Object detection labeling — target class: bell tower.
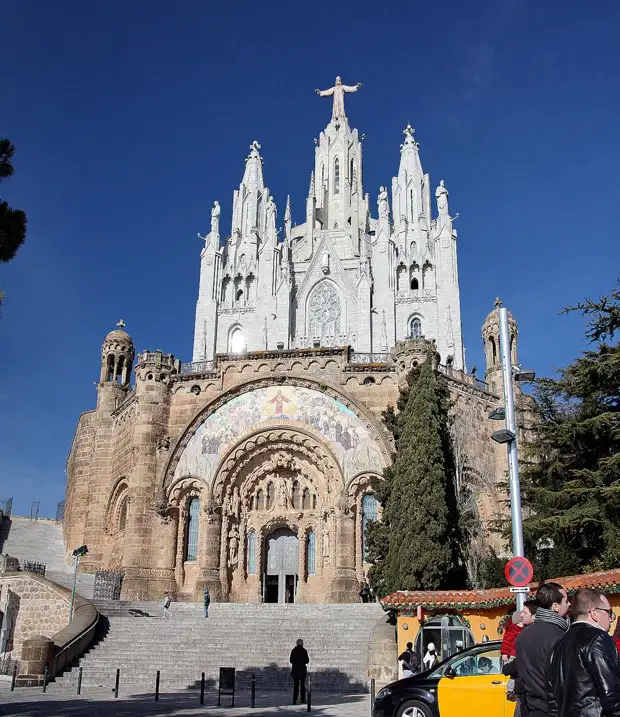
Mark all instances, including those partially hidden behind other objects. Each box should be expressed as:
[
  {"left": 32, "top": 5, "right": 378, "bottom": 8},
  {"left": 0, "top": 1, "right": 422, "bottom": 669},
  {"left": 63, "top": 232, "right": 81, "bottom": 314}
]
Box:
[
  {"left": 482, "top": 298, "right": 518, "bottom": 394},
  {"left": 97, "top": 320, "right": 134, "bottom": 413}
]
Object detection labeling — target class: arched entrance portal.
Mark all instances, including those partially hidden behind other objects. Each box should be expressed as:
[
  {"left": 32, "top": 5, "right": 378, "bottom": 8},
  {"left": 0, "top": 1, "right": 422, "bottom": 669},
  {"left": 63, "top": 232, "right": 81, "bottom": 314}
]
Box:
[{"left": 264, "top": 528, "right": 299, "bottom": 603}]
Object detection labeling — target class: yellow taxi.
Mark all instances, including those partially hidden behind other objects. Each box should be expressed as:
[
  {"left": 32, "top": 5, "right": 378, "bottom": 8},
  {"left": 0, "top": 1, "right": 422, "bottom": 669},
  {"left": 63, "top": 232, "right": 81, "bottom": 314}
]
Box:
[{"left": 373, "top": 641, "right": 516, "bottom": 717}]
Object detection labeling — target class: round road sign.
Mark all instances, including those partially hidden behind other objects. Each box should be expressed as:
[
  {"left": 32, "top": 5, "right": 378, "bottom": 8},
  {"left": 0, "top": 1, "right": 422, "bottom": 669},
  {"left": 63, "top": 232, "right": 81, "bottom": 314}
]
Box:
[{"left": 505, "top": 556, "right": 534, "bottom": 587}]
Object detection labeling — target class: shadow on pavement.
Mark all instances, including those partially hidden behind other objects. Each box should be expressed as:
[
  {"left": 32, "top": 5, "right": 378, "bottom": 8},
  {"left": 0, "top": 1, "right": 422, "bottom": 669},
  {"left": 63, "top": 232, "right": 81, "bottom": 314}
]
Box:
[{"left": 0, "top": 687, "right": 367, "bottom": 717}]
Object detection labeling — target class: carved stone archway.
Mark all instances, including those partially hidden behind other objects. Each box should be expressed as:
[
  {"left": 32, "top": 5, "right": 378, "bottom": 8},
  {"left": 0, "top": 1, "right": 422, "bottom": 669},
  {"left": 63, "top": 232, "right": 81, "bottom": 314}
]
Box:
[{"left": 202, "top": 427, "right": 360, "bottom": 603}]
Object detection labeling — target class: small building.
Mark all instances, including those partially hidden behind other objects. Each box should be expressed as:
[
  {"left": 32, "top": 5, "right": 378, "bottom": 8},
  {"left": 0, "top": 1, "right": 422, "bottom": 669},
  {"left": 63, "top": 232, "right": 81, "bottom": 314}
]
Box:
[{"left": 381, "top": 568, "right": 620, "bottom": 669}]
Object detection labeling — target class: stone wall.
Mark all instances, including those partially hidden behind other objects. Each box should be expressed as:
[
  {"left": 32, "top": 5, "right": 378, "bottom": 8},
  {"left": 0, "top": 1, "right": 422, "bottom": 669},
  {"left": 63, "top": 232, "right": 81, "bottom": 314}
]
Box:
[
  {"left": 64, "top": 340, "right": 520, "bottom": 601},
  {"left": 0, "top": 573, "right": 69, "bottom": 658}
]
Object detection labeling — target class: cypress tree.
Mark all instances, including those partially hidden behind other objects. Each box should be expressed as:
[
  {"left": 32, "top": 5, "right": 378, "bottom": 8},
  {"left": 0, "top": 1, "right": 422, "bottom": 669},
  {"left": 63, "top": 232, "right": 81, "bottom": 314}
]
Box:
[{"left": 366, "top": 351, "right": 462, "bottom": 594}]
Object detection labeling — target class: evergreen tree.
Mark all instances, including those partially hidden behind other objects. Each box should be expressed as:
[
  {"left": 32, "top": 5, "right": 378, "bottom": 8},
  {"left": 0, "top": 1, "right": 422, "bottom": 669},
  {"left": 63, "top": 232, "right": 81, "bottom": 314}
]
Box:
[
  {"left": 0, "top": 138, "right": 28, "bottom": 309},
  {"left": 366, "top": 352, "right": 463, "bottom": 594},
  {"left": 521, "top": 281, "right": 620, "bottom": 574}
]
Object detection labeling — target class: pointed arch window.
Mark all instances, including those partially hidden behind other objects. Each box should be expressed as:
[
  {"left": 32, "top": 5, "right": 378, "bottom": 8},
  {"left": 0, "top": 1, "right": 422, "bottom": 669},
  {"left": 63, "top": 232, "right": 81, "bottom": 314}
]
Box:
[
  {"left": 362, "top": 494, "right": 378, "bottom": 560},
  {"left": 307, "top": 530, "right": 316, "bottom": 576},
  {"left": 292, "top": 481, "right": 300, "bottom": 510},
  {"left": 118, "top": 496, "right": 128, "bottom": 531},
  {"left": 247, "top": 531, "right": 256, "bottom": 575},
  {"left": 410, "top": 317, "right": 422, "bottom": 339},
  {"left": 185, "top": 498, "right": 200, "bottom": 562},
  {"left": 229, "top": 327, "right": 244, "bottom": 354},
  {"left": 489, "top": 336, "right": 497, "bottom": 365},
  {"left": 333, "top": 158, "right": 340, "bottom": 195},
  {"left": 256, "top": 489, "right": 265, "bottom": 511},
  {"left": 302, "top": 488, "right": 310, "bottom": 510},
  {"left": 266, "top": 482, "right": 275, "bottom": 510}
]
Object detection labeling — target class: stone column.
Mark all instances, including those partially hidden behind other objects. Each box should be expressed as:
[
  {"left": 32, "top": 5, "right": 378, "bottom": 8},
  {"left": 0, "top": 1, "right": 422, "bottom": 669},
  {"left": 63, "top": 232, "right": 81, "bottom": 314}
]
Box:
[
  {"left": 16, "top": 635, "right": 55, "bottom": 687},
  {"left": 328, "top": 503, "right": 360, "bottom": 602},
  {"left": 195, "top": 506, "right": 223, "bottom": 600}
]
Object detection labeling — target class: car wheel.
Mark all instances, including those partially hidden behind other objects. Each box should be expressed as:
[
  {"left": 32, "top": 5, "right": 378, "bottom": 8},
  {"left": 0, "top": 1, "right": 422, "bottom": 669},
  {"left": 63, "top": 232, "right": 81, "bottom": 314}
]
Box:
[{"left": 396, "top": 700, "right": 432, "bottom": 717}]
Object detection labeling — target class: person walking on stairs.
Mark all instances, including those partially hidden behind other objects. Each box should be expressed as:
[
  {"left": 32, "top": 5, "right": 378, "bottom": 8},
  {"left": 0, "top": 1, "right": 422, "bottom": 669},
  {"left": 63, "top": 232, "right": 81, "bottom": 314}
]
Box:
[
  {"left": 290, "top": 638, "right": 310, "bottom": 705},
  {"left": 162, "top": 590, "right": 172, "bottom": 619},
  {"left": 203, "top": 587, "right": 211, "bottom": 618}
]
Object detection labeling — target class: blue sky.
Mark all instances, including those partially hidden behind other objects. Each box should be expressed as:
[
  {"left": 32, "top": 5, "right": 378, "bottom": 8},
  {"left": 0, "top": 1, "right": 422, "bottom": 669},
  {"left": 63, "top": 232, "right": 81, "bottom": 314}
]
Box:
[{"left": 1, "top": 0, "right": 619, "bottom": 517}]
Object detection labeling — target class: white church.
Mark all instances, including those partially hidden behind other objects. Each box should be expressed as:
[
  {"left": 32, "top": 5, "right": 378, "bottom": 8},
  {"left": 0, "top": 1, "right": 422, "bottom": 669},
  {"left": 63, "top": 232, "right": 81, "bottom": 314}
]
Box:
[{"left": 192, "top": 77, "right": 464, "bottom": 369}]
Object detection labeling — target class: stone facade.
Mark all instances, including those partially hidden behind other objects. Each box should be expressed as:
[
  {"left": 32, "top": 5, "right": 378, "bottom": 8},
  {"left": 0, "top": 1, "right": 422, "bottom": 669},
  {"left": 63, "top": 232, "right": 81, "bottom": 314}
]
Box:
[
  {"left": 63, "top": 88, "right": 525, "bottom": 604},
  {"left": 0, "top": 573, "right": 69, "bottom": 660}
]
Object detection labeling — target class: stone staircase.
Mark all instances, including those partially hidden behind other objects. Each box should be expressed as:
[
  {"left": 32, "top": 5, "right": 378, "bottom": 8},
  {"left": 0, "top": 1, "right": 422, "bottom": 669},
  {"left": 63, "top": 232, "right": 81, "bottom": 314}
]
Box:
[
  {"left": 49, "top": 601, "right": 385, "bottom": 694},
  {"left": 0, "top": 516, "right": 95, "bottom": 598}
]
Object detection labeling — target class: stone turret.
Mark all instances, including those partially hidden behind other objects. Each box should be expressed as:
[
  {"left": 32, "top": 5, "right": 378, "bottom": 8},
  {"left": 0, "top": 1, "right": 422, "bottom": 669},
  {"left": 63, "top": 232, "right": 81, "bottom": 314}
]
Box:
[
  {"left": 97, "top": 321, "right": 134, "bottom": 413},
  {"left": 482, "top": 298, "right": 518, "bottom": 394}
]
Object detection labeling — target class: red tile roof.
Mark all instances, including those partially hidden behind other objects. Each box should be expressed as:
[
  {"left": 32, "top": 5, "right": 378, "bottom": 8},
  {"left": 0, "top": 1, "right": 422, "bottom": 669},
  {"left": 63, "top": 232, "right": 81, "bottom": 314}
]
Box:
[{"left": 380, "top": 569, "right": 620, "bottom": 611}]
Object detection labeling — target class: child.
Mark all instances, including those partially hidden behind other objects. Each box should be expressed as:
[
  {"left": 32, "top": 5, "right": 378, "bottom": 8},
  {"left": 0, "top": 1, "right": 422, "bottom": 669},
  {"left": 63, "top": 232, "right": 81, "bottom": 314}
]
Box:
[{"left": 501, "top": 609, "right": 524, "bottom": 661}]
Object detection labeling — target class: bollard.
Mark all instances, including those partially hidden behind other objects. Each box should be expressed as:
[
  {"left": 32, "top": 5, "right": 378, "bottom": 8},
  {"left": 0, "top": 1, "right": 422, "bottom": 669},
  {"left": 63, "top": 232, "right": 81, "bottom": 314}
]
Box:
[
  {"left": 77, "top": 667, "right": 83, "bottom": 695},
  {"left": 42, "top": 665, "right": 48, "bottom": 693},
  {"left": 370, "top": 678, "right": 376, "bottom": 715},
  {"left": 200, "top": 672, "right": 205, "bottom": 705},
  {"left": 10, "top": 664, "right": 17, "bottom": 691},
  {"left": 251, "top": 674, "right": 256, "bottom": 708},
  {"left": 155, "top": 670, "right": 160, "bottom": 701},
  {"left": 306, "top": 674, "right": 311, "bottom": 712},
  {"left": 114, "top": 668, "right": 120, "bottom": 698}
]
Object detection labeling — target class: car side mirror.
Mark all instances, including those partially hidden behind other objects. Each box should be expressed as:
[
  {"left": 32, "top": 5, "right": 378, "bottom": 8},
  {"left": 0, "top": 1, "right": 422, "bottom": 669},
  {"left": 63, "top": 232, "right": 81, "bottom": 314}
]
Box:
[{"left": 444, "top": 667, "right": 456, "bottom": 679}]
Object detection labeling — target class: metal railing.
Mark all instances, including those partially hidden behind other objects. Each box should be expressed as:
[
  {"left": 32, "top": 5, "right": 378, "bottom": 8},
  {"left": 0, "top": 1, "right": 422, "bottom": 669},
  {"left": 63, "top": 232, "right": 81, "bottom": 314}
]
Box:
[{"left": 22, "top": 560, "right": 46, "bottom": 578}]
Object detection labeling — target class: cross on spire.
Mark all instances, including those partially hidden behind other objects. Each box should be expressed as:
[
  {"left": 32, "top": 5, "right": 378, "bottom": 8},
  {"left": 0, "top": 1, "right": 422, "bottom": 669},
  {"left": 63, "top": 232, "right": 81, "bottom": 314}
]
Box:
[{"left": 117, "top": 319, "right": 126, "bottom": 331}]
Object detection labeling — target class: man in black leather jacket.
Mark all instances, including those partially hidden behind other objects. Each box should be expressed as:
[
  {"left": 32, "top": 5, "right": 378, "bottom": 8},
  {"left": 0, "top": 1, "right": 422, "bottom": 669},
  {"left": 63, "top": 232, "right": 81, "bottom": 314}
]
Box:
[{"left": 547, "top": 587, "right": 620, "bottom": 717}]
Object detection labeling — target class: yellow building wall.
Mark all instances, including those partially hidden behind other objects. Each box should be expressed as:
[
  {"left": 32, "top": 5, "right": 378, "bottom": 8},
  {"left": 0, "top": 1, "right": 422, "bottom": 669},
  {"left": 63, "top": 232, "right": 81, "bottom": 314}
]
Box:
[
  {"left": 397, "top": 606, "right": 515, "bottom": 658},
  {"left": 397, "top": 593, "right": 620, "bottom": 660}
]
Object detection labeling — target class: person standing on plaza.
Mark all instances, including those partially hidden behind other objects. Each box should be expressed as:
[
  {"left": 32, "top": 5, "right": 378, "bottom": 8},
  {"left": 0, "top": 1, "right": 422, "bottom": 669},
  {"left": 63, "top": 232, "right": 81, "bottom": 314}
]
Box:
[
  {"left": 203, "top": 587, "right": 211, "bottom": 618},
  {"left": 289, "top": 638, "right": 310, "bottom": 705},
  {"left": 547, "top": 588, "right": 620, "bottom": 717},
  {"left": 398, "top": 641, "right": 420, "bottom": 677},
  {"left": 515, "top": 582, "right": 570, "bottom": 717},
  {"left": 162, "top": 590, "right": 172, "bottom": 620}
]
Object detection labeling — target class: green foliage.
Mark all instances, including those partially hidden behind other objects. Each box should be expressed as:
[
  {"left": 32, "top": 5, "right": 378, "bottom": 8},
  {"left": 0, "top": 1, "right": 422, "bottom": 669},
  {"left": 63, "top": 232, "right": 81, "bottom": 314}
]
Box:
[
  {"left": 521, "top": 280, "right": 620, "bottom": 574},
  {"left": 0, "top": 139, "right": 27, "bottom": 310},
  {"left": 367, "top": 352, "right": 464, "bottom": 594},
  {"left": 479, "top": 549, "right": 508, "bottom": 589}
]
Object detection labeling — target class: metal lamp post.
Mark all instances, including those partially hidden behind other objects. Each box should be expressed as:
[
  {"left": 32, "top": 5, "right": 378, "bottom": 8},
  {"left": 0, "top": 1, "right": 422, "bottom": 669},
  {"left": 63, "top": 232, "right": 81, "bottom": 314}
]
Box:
[
  {"left": 69, "top": 545, "right": 88, "bottom": 620},
  {"left": 489, "top": 307, "right": 534, "bottom": 610}
]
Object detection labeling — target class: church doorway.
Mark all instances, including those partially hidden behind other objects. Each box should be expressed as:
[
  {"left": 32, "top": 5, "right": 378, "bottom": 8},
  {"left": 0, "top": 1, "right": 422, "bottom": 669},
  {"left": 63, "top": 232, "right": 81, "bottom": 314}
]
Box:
[{"left": 263, "top": 527, "right": 298, "bottom": 603}]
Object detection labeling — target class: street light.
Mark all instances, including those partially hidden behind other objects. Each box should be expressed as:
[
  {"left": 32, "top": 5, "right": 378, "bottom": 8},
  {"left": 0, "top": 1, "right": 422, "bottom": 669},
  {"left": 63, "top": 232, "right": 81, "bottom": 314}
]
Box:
[
  {"left": 488, "top": 407, "right": 506, "bottom": 421},
  {"left": 497, "top": 307, "right": 527, "bottom": 609},
  {"left": 491, "top": 428, "right": 516, "bottom": 444},
  {"left": 69, "top": 545, "right": 88, "bottom": 621},
  {"left": 514, "top": 368, "right": 536, "bottom": 382}
]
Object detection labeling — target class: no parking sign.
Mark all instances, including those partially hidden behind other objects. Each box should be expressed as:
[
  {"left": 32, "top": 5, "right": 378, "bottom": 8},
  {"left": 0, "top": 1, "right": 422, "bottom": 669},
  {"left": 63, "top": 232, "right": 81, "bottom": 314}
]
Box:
[{"left": 505, "top": 556, "right": 534, "bottom": 587}]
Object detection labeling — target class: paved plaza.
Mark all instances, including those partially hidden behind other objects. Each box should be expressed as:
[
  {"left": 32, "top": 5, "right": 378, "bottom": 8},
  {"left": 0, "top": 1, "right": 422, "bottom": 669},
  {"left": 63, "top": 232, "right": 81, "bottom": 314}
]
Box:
[{"left": 0, "top": 684, "right": 370, "bottom": 717}]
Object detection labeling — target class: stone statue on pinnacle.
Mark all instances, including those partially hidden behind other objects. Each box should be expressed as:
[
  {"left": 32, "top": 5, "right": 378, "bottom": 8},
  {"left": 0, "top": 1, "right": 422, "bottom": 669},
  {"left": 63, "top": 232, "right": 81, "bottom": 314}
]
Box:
[{"left": 315, "top": 76, "right": 362, "bottom": 121}]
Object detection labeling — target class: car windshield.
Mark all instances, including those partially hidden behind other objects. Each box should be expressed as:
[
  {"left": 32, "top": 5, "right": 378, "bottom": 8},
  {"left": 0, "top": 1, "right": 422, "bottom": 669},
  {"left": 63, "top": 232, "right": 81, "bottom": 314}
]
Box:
[{"left": 429, "top": 646, "right": 502, "bottom": 679}]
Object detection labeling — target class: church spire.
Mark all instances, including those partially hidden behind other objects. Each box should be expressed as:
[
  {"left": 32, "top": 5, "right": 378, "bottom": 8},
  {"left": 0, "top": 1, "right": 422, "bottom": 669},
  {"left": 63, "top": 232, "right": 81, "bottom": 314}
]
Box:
[{"left": 392, "top": 123, "right": 426, "bottom": 240}]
